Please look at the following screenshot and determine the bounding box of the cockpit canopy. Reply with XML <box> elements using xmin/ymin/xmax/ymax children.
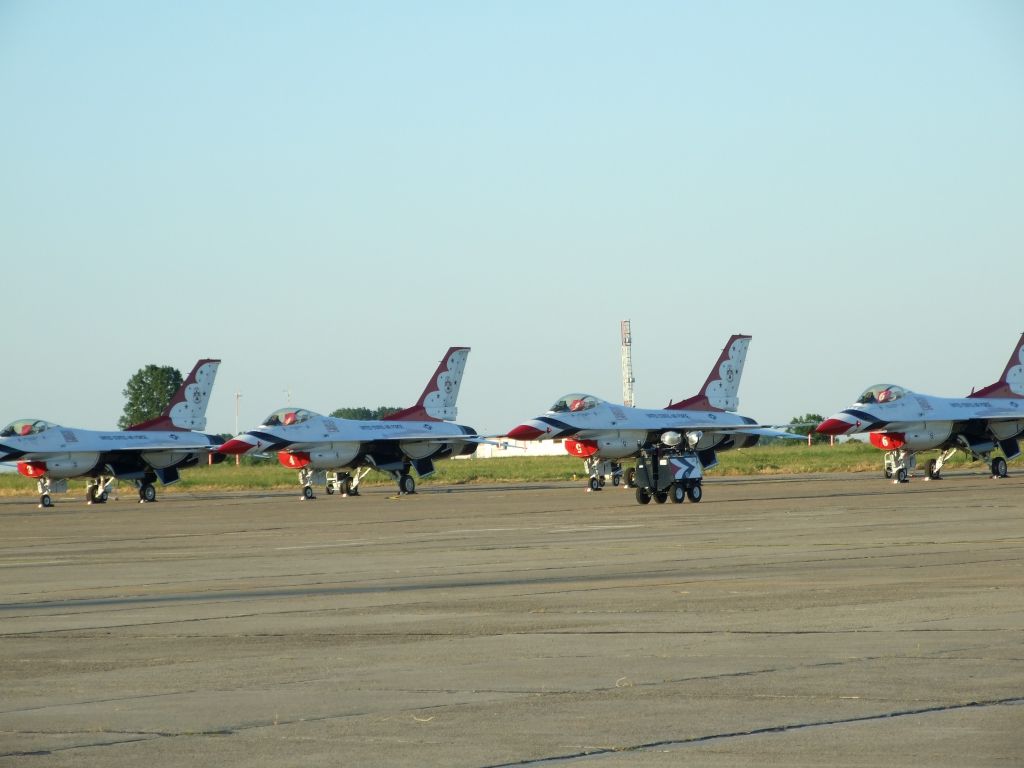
<box><xmin>0</xmin><ymin>419</ymin><xmax>56</xmax><ymax>437</ymax></box>
<box><xmin>856</xmin><ymin>384</ymin><xmax>906</xmax><ymax>405</ymax></box>
<box><xmin>259</xmin><ymin>408</ymin><xmax>319</xmax><ymax>428</ymax></box>
<box><xmin>548</xmin><ymin>393</ymin><xmax>600</xmax><ymax>414</ymax></box>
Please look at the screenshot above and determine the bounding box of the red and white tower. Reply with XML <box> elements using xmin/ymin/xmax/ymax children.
<box><xmin>621</xmin><ymin>320</ymin><xmax>635</xmax><ymax>407</ymax></box>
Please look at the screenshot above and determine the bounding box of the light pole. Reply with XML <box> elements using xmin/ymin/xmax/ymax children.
<box><xmin>234</xmin><ymin>392</ymin><xmax>242</xmax><ymax>465</ymax></box>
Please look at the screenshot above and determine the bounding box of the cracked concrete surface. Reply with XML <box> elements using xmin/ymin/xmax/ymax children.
<box><xmin>0</xmin><ymin>472</ymin><xmax>1022</xmax><ymax>766</ymax></box>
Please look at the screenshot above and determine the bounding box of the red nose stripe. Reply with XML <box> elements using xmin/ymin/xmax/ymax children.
<box><xmin>816</xmin><ymin>418</ymin><xmax>851</xmax><ymax>436</ymax></box>
<box><xmin>218</xmin><ymin>438</ymin><xmax>253</xmax><ymax>455</ymax></box>
<box><xmin>506</xmin><ymin>424</ymin><xmax>544</xmax><ymax>440</ymax></box>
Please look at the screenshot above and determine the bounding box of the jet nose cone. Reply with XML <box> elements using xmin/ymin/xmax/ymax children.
<box><xmin>506</xmin><ymin>423</ymin><xmax>544</xmax><ymax>441</ymax></box>
<box><xmin>816</xmin><ymin>418</ymin><xmax>852</xmax><ymax>436</ymax></box>
<box><xmin>218</xmin><ymin>437</ymin><xmax>255</xmax><ymax>455</ymax></box>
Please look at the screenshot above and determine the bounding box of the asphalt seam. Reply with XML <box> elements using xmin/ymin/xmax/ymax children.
<box><xmin>474</xmin><ymin>696</ymin><xmax>1024</xmax><ymax>767</ymax></box>
<box><xmin>3</xmin><ymin>696</ymin><xmax>1020</xmax><ymax>761</ymax></box>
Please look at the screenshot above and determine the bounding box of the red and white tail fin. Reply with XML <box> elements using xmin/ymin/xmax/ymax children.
<box><xmin>127</xmin><ymin>359</ymin><xmax>221</xmax><ymax>431</ymax></box>
<box><xmin>666</xmin><ymin>334</ymin><xmax>751</xmax><ymax>412</ymax></box>
<box><xmin>969</xmin><ymin>333</ymin><xmax>1024</xmax><ymax>399</ymax></box>
<box><xmin>384</xmin><ymin>347</ymin><xmax>470</xmax><ymax>422</ymax></box>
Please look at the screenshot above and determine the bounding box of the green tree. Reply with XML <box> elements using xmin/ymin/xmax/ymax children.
<box><xmin>330</xmin><ymin>406</ymin><xmax>401</xmax><ymax>420</ymax></box>
<box><xmin>788</xmin><ymin>413</ymin><xmax>827</xmax><ymax>444</ymax></box>
<box><xmin>118</xmin><ymin>364</ymin><xmax>183</xmax><ymax>429</ymax></box>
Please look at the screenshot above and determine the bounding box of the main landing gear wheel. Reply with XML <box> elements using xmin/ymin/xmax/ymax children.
<box><xmin>895</xmin><ymin>468</ymin><xmax>908</xmax><ymax>484</ymax></box>
<box><xmin>671</xmin><ymin>484</ymin><xmax>686</xmax><ymax>504</ymax></box>
<box><xmin>654</xmin><ymin>491</ymin><xmax>668</xmax><ymax>504</ymax></box>
<box><xmin>139</xmin><ymin>483</ymin><xmax>156</xmax><ymax>503</ymax></box>
<box><xmin>992</xmin><ymin>457</ymin><xmax>1008</xmax><ymax>478</ymax></box>
<box><xmin>399</xmin><ymin>475</ymin><xmax>416</xmax><ymax>494</ymax></box>
<box><xmin>635</xmin><ymin>488</ymin><xmax>651</xmax><ymax>505</ymax></box>
<box><xmin>687</xmin><ymin>484</ymin><xmax>703</xmax><ymax>503</ymax></box>
<box><xmin>40</xmin><ymin>494</ymin><xmax>52</xmax><ymax>508</ymax></box>
<box><xmin>302</xmin><ymin>486</ymin><xmax>315</xmax><ymax>501</ymax></box>
<box><xmin>588</xmin><ymin>476</ymin><xmax>601</xmax><ymax>492</ymax></box>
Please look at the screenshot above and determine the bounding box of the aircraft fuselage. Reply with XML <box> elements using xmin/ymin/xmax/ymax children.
<box><xmin>818</xmin><ymin>389</ymin><xmax>1024</xmax><ymax>454</ymax></box>
<box><xmin>508</xmin><ymin>397</ymin><xmax>760</xmax><ymax>462</ymax></box>
<box><xmin>221</xmin><ymin>412</ymin><xmax>479</xmax><ymax>472</ymax></box>
<box><xmin>0</xmin><ymin>424</ymin><xmax>222</xmax><ymax>481</ymax></box>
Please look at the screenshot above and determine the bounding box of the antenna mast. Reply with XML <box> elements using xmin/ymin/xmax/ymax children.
<box><xmin>620</xmin><ymin>319</ymin><xmax>635</xmax><ymax>407</ymax></box>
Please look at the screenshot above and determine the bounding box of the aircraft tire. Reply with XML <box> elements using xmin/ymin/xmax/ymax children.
<box><xmin>40</xmin><ymin>494</ymin><xmax>52</xmax><ymax>508</ymax></box>
<box><xmin>325</xmin><ymin>485</ymin><xmax>335</xmax><ymax>495</ymax></box>
<box><xmin>635</xmin><ymin>488</ymin><xmax>651</xmax><ymax>505</ymax></box>
<box><xmin>625</xmin><ymin>468</ymin><xmax>636</xmax><ymax>488</ymax></box>
<box><xmin>884</xmin><ymin>467</ymin><xmax>892</xmax><ymax>479</ymax></box>
<box><xmin>654</xmin><ymin>491</ymin><xmax>668</xmax><ymax>504</ymax></box>
<box><xmin>687</xmin><ymin>484</ymin><xmax>703</xmax><ymax>503</ymax></box>
<box><xmin>99</xmin><ymin>491</ymin><xmax>109</xmax><ymax>502</ymax></box>
<box><xmin>895</xmin><ymin>468</ymin><xmax>908</xmax><ymax>484</ymax></box>
<box><xmin>927</xmin><ymin>459</ymin><xmax>940</xmax><ymax>480</ymax></box>
<box><xmin>588</xmin><ymin>477</ymin><xmax>601</xmax><ymax>492</ymax></box>
<box><xmin>992</xmin><ymin>457</ymin><xmax>1008</xmax><ymax>478</ymax></box>
<box><xmin>671</xmin><ymin>484</ymin><xmax>686</xmax><ymax>504</ymax></box>
<box><xmin>612</xmin><ymin>475</ymin><xmax>620</xmax><ymax>487</ymax></box>
<box><xmin>302</xmin><ymin>485</ymin><xmax>315</xmax><ymax>500</ymax></box>
<box><xmin>140</xmin><ymin>483</ymin><xmax>156</xmax><ymax>503</ymax></box>
<box><xmin>400</xmin><ymin>475</ymin><xmax>415</xmax><ymax>494</ymax></box>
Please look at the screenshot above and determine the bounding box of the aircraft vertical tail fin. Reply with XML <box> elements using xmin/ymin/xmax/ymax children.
<box><xmin>665</xmin><ymin>335</ymin><xmax>751</xmax><ymax>412</ymax></box>
<box><xmin>384</xmin><ymin>347</ymin><xmax>470</xmax><ymax>422</ymax></box>
<box><xmin>968</xmin><ymin>333</ymin><xmax>1024</xmax><ymax>399</ymax></box>
<box><xmin>126</xmin><ymin>359</ymin><xmax>221</xmax><ymax>432</ymax></box>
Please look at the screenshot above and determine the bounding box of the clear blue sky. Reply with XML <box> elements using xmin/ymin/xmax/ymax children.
<box><xmin>2</xmin><ymin>1</ymin><xmax>1022</xmax><ymax>437</ymax></box>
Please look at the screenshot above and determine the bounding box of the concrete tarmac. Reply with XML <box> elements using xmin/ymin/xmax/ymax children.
<box><xmin>0</xmin><ymin>472</ymin><xmax>1022</xmax><ymax>766</ymax></box>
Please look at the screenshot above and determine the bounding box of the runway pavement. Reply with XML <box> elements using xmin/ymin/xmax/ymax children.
<box><xmin>1</xmin><ymin>472</ymin><xmax>1022</xmax><ymax>766</ymax></box>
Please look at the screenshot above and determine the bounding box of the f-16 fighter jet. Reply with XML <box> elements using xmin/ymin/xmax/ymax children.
<box><xmin>506</xmin><ymin>335</ymin><xmax>798</xmax><ymax>504</ymax></box>
<box><xmin>0</xmin><ymin>359</ymin><xmax>222</xmax><ymax>506</ymax></box>
<box><xmin>218</xmin><ymin>347</ymin><xmax>483</xmax><ymax>499</ymax></box>
<box><xmin>817</xmin><ymin>333</ymin><xmax>1023</xmax><ymax>483</ymax></box>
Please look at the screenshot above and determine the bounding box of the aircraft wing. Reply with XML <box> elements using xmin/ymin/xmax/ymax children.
<box><xmin>574</xmin><ymin>423</ymin><xmax>803</xmax><ymax>440</ymax></box>
<box><xmin>977</xmin><ymin>409</ymin><xmax>1024</xmax><ymax>421</ymax></box>
<box><xmin>678</xmin><ymin>425</ymin><xmax>804</xmax><ymax>440</ymax></box>
<box><xmin>724</xmin><ymin>427</ymin><xmax>805</xmax><ymax>439</ymax></box>
<box><xmin>102</xmin><ymin>440</ymin><xmax>222</xmax><ymax>452</ymax></box>
<box><xmin>374</xmin><ymin>433</ymin><xmax>510</xmax><ymax>448</ymax></box>
<box><xmin>671</xmin><ymin>423</ymin><xmax>804</xmax><ymax>439</ymax></box>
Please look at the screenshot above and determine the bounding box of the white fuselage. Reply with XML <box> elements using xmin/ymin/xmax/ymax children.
<box><xmin>0</xmin><ymin>423</ymin><xmax>218</xmax><ymax>480</ymax></box>
<box><xmin>220</xmin><ymin>411</ymin><xmax>478</xmax><ymax>472</ymax></box>
<box><xmin>818</xmin><ymin>388</ymin><xmax>1024</xmax><ymax>452</ymax></box>
<box><xmin>508</xmin><ymin>397</ymin><xmax>759</xmax><ymax>461</ymax></box>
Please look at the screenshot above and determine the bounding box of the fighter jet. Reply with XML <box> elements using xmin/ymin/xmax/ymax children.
<box><xmin>0</xmin><ymin>359</ymin><xmax>223</xmax><ymax>506</ymax></box>
<box><xmin>816</xmin><ymin>333</ymin><xmax>1024</xmax><ymax>483</ymax></box>
<box><xmin>218</xmin><ymin>347</ymin><xmax>483</xmax><ymax>499</ymax></box>
<box><xmin>506</xmin><ymin>335</ymin><xmax>798</xmax><ymax>503</ymax></box>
